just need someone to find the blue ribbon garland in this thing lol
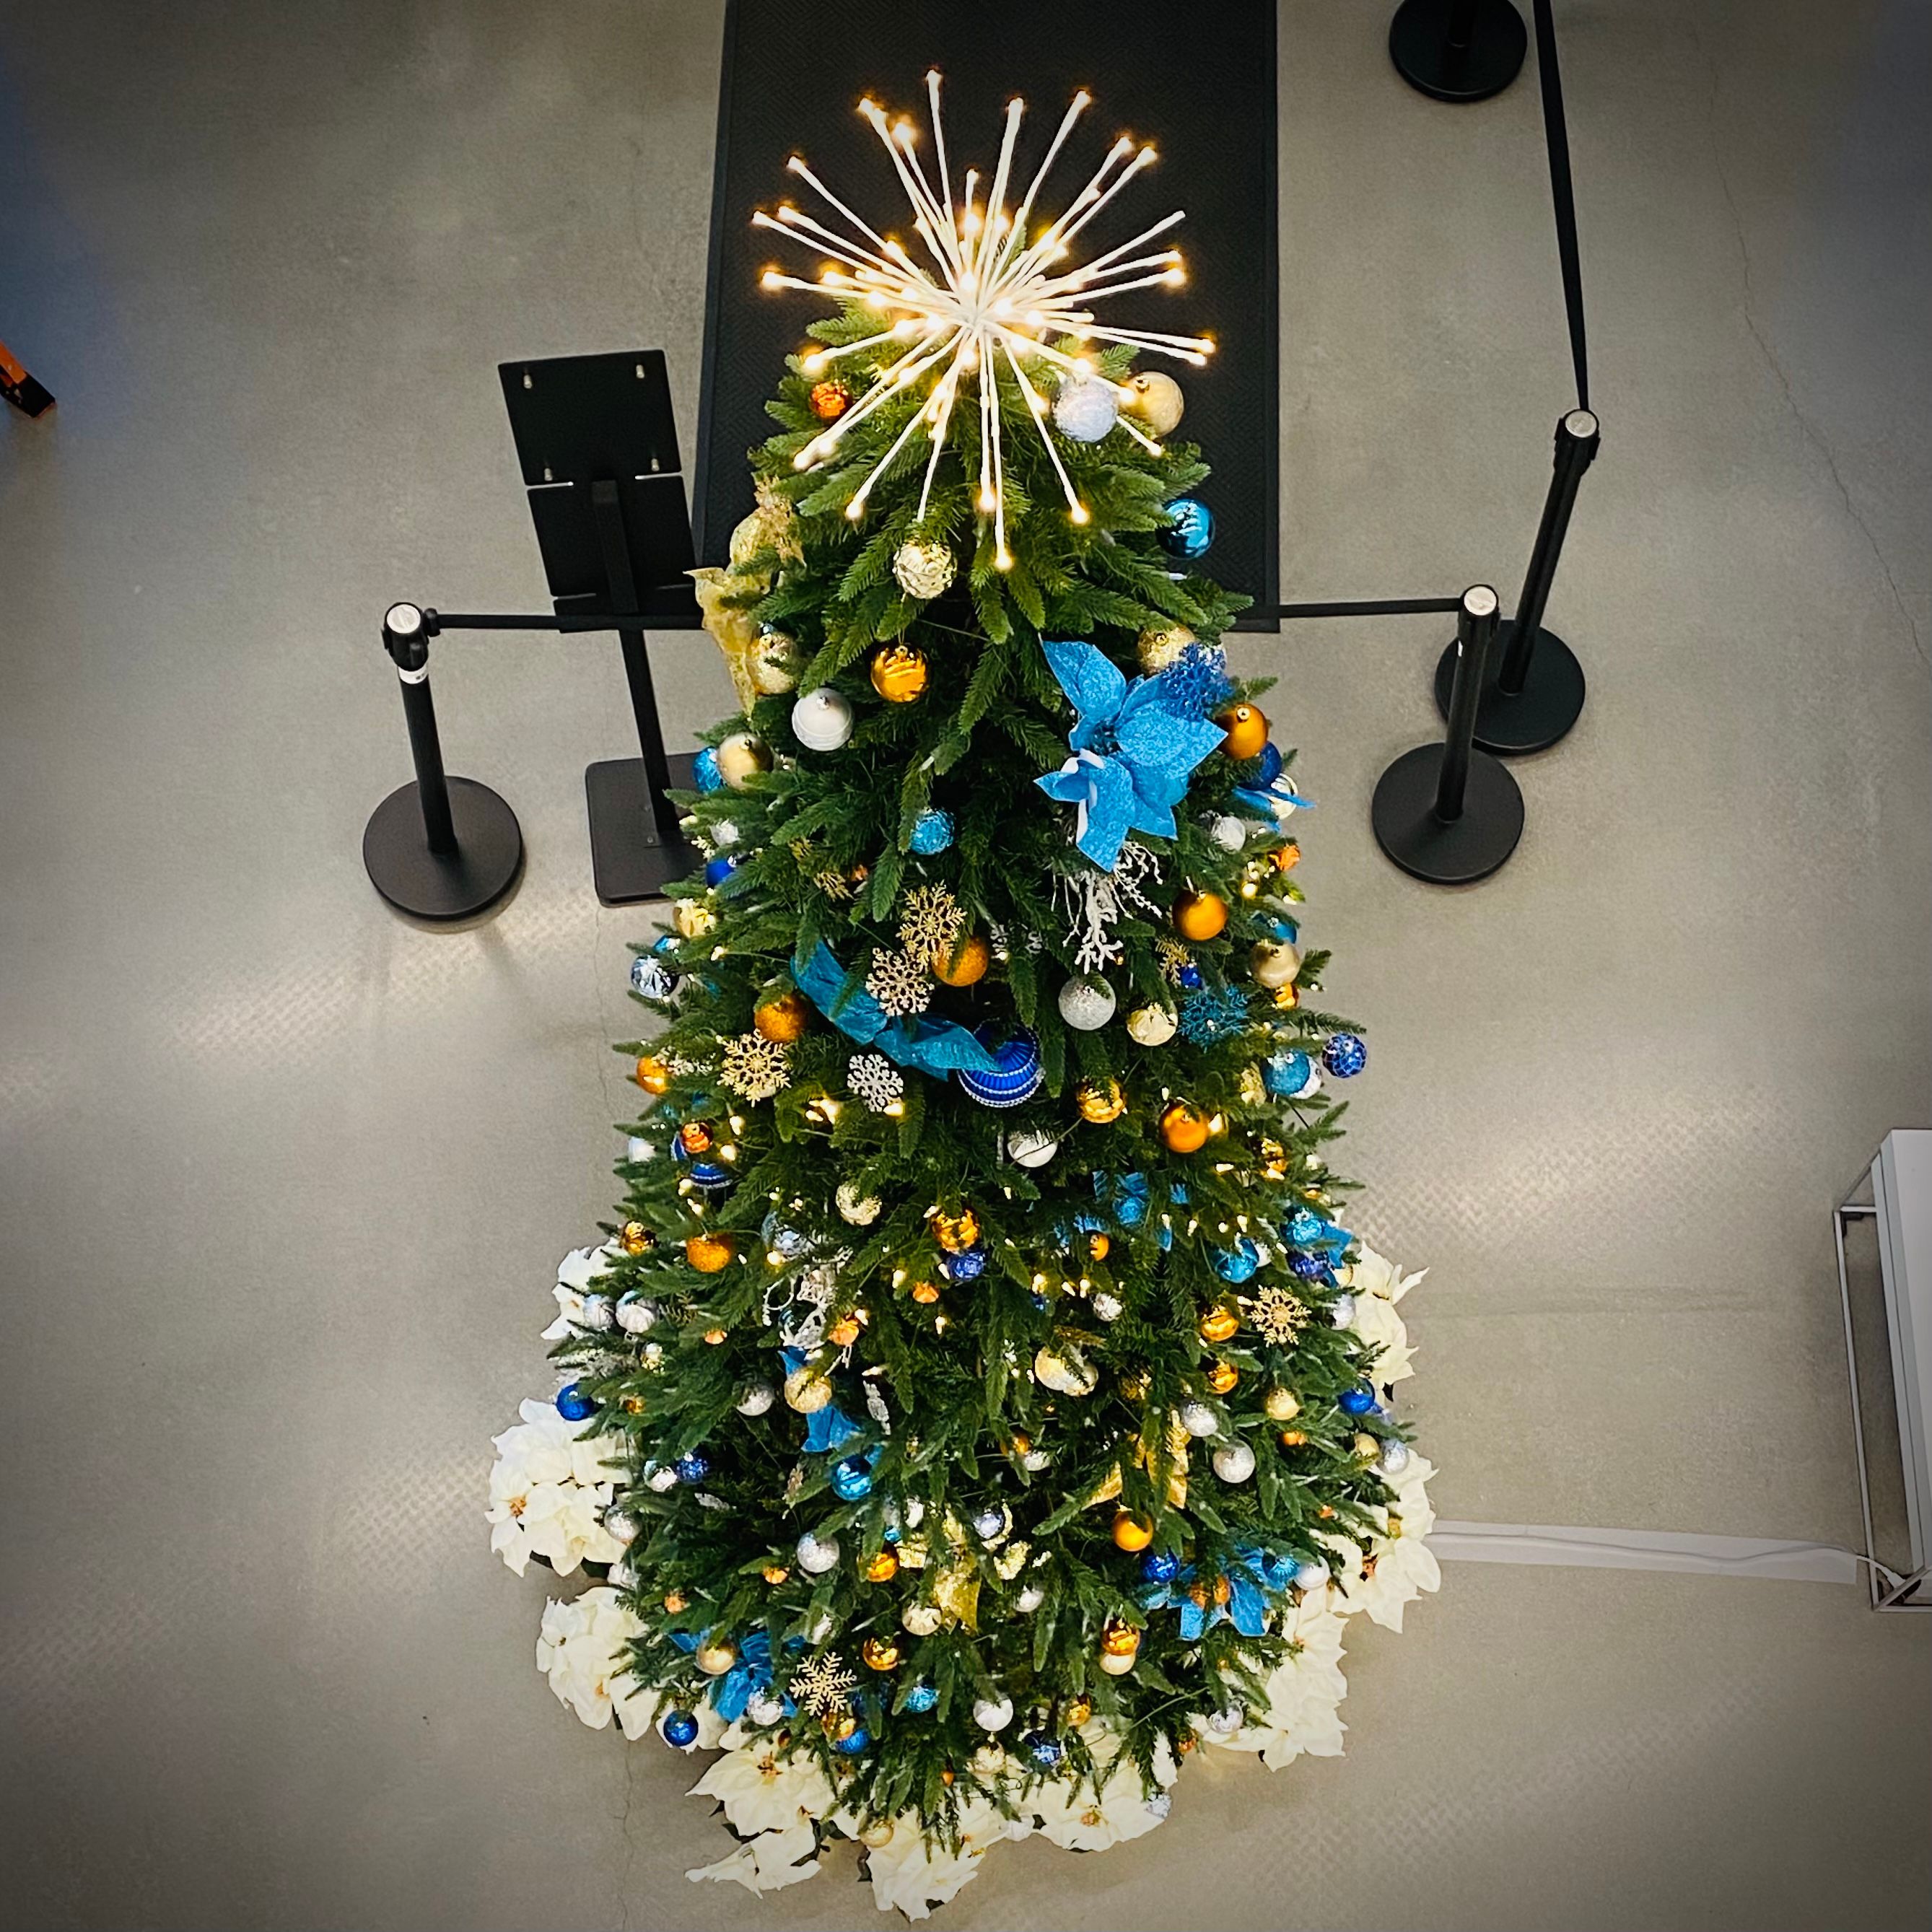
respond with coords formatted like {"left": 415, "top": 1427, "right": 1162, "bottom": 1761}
{"left": 670, "top": 1628, "right": 799, "bottom": 1722}
{"left": 791, "top": 943, "right": 998, "bottom": 1078}
{"left": 779, "top": 1345, "right": 864, "bottom": 1454}
{"left": 1138, "top": 1545, "right": 1299, "bottom": 1640}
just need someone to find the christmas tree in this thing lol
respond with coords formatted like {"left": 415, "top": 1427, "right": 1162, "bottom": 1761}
{"left": 488, "top": 77, "right": 1436, "bottom": 1915}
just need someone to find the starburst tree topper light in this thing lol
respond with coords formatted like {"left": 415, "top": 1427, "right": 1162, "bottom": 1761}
{"left": 753, "top": 72, "right": 1215, "bottom": 569}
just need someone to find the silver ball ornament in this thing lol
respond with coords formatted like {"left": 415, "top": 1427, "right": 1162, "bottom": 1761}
{"left": 1090, "top": 1291, "right": 1124, "bottom": 1323}
{"left": 1251, "top": 941, "right": 1303, "bottom": 990}
{"left": 734, "top": 1381, "right": 776, "bottom": 1417}
{"left": 603, "top": 1508, "right": 639, "bottom": 1543}
{"left": 796, "top": 1531, "right": 841, "bottom": 1575}
{"left": 645, "top": 1462, "right": 679, "bottom": 1492}
{"left": 972, "top": 1695, "right": 1015, "bottom": 1733}
{"left": 1007, "top": 1128, "right": 1058, "bottom": 1169}
{"left": 1210, "top": 814, "right": 1248, "bottom": 852}
{"left": 745, "top": 1689, "right": 786, "bottom": 1726}
{"left": 1204, "top": 1707, "right": 1243, "bottom": 1736}
{"left": 1212, "top": 1440, "right": 1257, "bottom": 1483}
{"left": 1329, "top": 1293, "right": 1358, "bottom": 1326}
{"left": 1180, "top": 1401, "right": 1219, "bottom": 1438}
{"left": 1377, "top": 1440, "right": 1412, "bottom": 1477}
{"left": 1057, "top": 974, "right": 1116, "bottom": 1032}
{"left": 1053, "top": 375, "right": 1117, "bottom": 443}
{"left": 791, "top": 687, "right": 854, "bottom": 753}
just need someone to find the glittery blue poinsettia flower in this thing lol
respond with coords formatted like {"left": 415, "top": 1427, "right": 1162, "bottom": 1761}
{"left": 1034, "top": 639, "right": 1229, "bottom": 870}
{"left": 1180, "top": 984, "right": 1252, "bottom": 1045}
{"left": 1137, "top": 1545, "right": 1298, "bottom": 1640}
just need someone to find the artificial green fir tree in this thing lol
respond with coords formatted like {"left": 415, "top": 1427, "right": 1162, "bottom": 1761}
{"left": 490, "top": 79, "right": 1435, "bottom": 1913}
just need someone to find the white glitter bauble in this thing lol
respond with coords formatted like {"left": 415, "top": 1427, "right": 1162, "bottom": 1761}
{"left": 971, "top": 1744, "right": 1007, "bottom": 1777}
{"left": 735, "top": 1381, "right": 777, "bottom": 1416}
{"left": 836, "top": 1181, "right": 883, "bottom": 1225}
{"left": 1090, "top": 1292, "right": 1124, "bottom": 1323}
{"left": 645, "top": 1463, "right": 679, "bottom": 1492}
{"left": 608, "top": 1560, "right": 639, "bottom": 1589}
{"left": 1212, "top": 1441, "right": 1256, "bottom": 1483}
{"left": 1377, "top": 1440, "right": 1411, "bottom": 1477}
{"left": 1126, "top": 370, "right": 1186, "bottom": 436}
{"left": 745, "top": 1690, "right": 786, "bottom": 1726}
{"left": 1204, "top": 1707, "right": 1243, "bottom": 1736}
{"left": 1293, "top": 1558, "right": 1330, "bottom": 1591}
{"left": 602, "top": 1508, "right": 639, "bottom": 1543}
{"left": 626, "top": 1135, "right": 652, "bottom": 1163}
{"left": 712, "top": 818, "right": 740, "bottom": 848}
{"left": 1180, "top": 1401, "right": 1219, "bottom": 1438}
{"left": 1053, "top": 375, "right": 1118, "bottom": 442}
{"left": 1015, "top": 1585, "right": 1046, "bottom": 1613}
{"left": 892, "top": 537, "right": 956, "bottom": 600}
{"left": 1125, "top": 1004, "right": 1177, "bottom": 1046}
{"left": 580, "top": 1293, "right": 616, "bottom": 1331}
{"left": 1022, "top": 1446, "right": 1051, "bottom": 1471}
{"left": 1057, "top": 974, "right": 1116, "bottom": 1031}
{"left": 901, "top": 1603, "right": 943, "bottom": 1637}
{"left": 1007, "top": 1128, "right": 1059, "bottom": 1169}
{"left": 796, "top": 1531, "right": 841, "bottom": 1575}
{"left": 972, "top": 1695, "right": 1015, "bottom": 1733}
{"left": 791, "top": 686, "right": 854, "bottom": 752}
{"left": 1329, "top": 1293, "right": 1357, "bottom": 1326}
{"left": 1210, "top": 814, "right": 1247, "bottom": 852}
{"left": 616, "top": 1293, "right": 658, "bottom": 1334}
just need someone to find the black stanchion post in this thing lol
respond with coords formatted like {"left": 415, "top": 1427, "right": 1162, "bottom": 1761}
{"left": 1389, "top": 0, "right": 1526, "bottom": 102}
{"left": 1434, "top": 407, "right": 1599, "bottom": 753}
{"left": 1373, "top": 585, "right": 1525, "bottom": 884}
{"left": 362, "top": 601, "right": 524, "bottom": 921}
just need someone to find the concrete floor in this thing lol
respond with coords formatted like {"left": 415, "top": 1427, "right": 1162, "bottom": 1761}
{"left": 2, "top": 1, "right": 1928, "bottom": 1927}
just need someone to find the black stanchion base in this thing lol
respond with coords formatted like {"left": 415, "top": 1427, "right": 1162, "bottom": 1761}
{"left": 586, "top": 753, "right": 700, "bottom": 906}
{"left": 364, "top": 777, "right": 523, "bottom": 920}
{"left": 1371, "top": 743, "right": 1524, "bottom": 884}
{"left": 1432, "top": 623, "right": 1586, "bottom": 753}
{"left": 1389, "top": 0, "right": 1527, "bottom": 102}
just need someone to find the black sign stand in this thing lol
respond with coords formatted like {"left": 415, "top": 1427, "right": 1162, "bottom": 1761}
{"left": 1389, "top": 0, "right": 1526, "bottom": 102}
{"left": 499, "top": 351, "right": 702, "bottom": 904}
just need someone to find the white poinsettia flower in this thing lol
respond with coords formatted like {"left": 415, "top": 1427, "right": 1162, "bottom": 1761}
{"left": 1032, "top": 1765, "right": 1171, "bottom": 1851}
{"left": 1343, "top": 1246, "right": 1426, "bottom": 1306}
{"left": 691, "top": 1741, "right": 839, "bottom": 1836}
{"left": 486, "top": 1399, "right": 626, "bottom": 1576}
{"left": 864, "top": 1798, "right": 1030, "bottom": 1920}
{"left": 1192, "top": 1599, "right": 1349, "bottom": 1767}
{"left": 1347, "top": 1290, "right": 1414, "bottom": 1386}
{"left": 1078, "top": 1718, "right": 1178, "bottom": 1789}
{"left": 535, "top": 1588, "right": 655, "bottom": 1737}
{"left": 541, "top": 1241, "right": 621, "bottom": 1339}
{"left": 687, "top": 1815, "right": 821, "bottom": 1894}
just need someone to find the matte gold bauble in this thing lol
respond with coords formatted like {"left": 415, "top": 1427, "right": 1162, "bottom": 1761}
{"left": 1136, "top": 621, "right": 1197, "bottom": 674}
{"left": 864, "top": 1551, "right": 899, "bottom": 1584}
{"left": 1126, "top": 1002, "right": 1178, "bottom": 1046}
{"left": 1205, "top": 1360, "right": 1239, "bottom": 1394}
{"left": 1098, "top": 1648, "right": 1136, "bottom": 1676}
{"left": 663, "top": 1589, "right": 689, "bottom": 1613}
{"left": 1251, "top": 942, "right": 1302, "bottom": 990}
{"left": 694, "top": 1638, "right": 738, "bottom": 1677}
{"left": 1087, "top": 1231, "right": 1111, "bottom": 1262}
{"left": 933, "top": 1207, "right": 980, "bottom": 1254}
{"left": 1118, "top": 1370, "right": 1150, "bottom": 1402}
{"left": 808, "top": 377, "right": 851, "bottom": 420}
{"left": 1078, "top": 1078, "right": 1127, "bottom": 1124}
{"left": 892, "top": 537, "right": 956, "bottom": 601}
{"left": 1125, "top": 370, "right": 1186, "bottom": 436}
{"left": 1238, "top": 1062, "right": 1266, "bottom": 1106}
{"left": 715, "top": 732, "right": 772, "bottom": 790}
{"left": 1264, "top": 1387, "right": 1301, "bottom": 1422}
{"left": 1110, "top": 1510, "right": 1155, "bottom": 1552}
{"left": 686, "top": 1233, "right": 735, "bottom": 1272}
{"left": 782, "top": 1363, "right": 833, "bottom": 1412}
{"left": 634, "top": 1054, "right": 671, "bottom": 1095}
{"left": 1100, "top": 1617, "right": 1142, "bottom": 1656}
{"left": 869, "top": 644, "right": 930, "bottom": 703}
{"left": 753, "top": 992, "right": 810, "bottom": 1043}
{"left": 620, "top": 1220, "right": 653, "bottom": 1256}
{"left": 1173, "top": 890, "right": 1228, "bottom": 942}
{"left": 861, "top": 1635, "right": 901, "bottom": 1670}
{"left": 1215, "top": 703, "right": 1269, "bottom": 761}
{"left": 932, "top": 935, "right": 989, "bottom": 987}
{"left": 858, "top": 1819, "right": 896, "bottom": 1848}
{"left": 1353, "top": 1432, "right": 1381, "bottom": 1461}
{"left": 910, "top": 1280, "right": 941, "bottom": 1306}
{"left": 1198, "top": 1305, "right": 1240, "bottom": 1345}
{"left": 1159, "top": 1100, "right": 1210, "bottom": 1154}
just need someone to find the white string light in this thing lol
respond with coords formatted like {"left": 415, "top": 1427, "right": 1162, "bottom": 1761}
{"left": 753, "top": 73, "right": 1213, "bottom": 569}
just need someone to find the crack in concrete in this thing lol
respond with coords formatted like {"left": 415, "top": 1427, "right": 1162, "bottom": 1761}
{"left": 616, "top": 1740, "right": 640, "bottom": 1932}
{"left": 1696, "top": 30, "right": 1930, "bottom": 678}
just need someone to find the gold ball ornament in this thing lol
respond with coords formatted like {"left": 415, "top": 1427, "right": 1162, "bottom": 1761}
{"left": 864, "top": 1552, "right": 900, "bottom": 1585}
{"left": 751, "top": 630, "right": 800, "bottom": 695}
{"left": 1088, "top": 1231, "right": 1111, "bottom": 1262}
{"left": 1119, "top": 1369, "right": 1150, "bottom": 1401}
{"left": 892, "top": 538, "right": 957, "bottom": 601}
{"left": 1251, "top": 942, "right": 1302, "bottom": 990}
{"left": 910, "top": 1280, "right": 941, "bottom": 1306}
{"left": 1136, "top": 621, "right": 1197, "bottom": 674}
{"left": 753, "top": 992, "right": 810, "bottom": 1043}
{"left": 1077, "top": 1078, "right": 1127, "bottom": 1124}
{"left": 761, "top": 1564, "right": 790, "bottom": 1585}
{"left": 1264, "top": 1387, "right": 1301, "bottom": 1422}
{"left": 1205, "top": 1360, "right": 1239, "bottom": 1394}
{"left": 1173, "top": 889, "right": 1228, "bottom": 942}
{"left": 1098, "top": 1648, "right": 1137, "bottom": 1677}
{"left": 620, "top": 1220, "right": 653, "bottom": 1256}
{"left": 1126, "top": 370, "right": 1186, "bottom": 436}
{"left": 703, "top": 1327, "right": 727, "bottom": 1345}
{"left": 686, "top": 1233, "right": 735, "bottom": 1273}
{"left": 714, "top": 731, "right": 772, "bottom": 790}
{"left": 932, "top": 934, "right": 989, "bottom": 987}
{"left": 933, "top": 1208, "right": 980, "bottom": 1254}
{"left": 727, "top": 510, "right": 766, "bottom": 568}
{"left": 858, "top": 1819, "right": 896, "bottom": 1849}
{"left": 861, "top": 1635, "right": 901, "bottom": 1670}
{"left": 663, "top": 1588, "right": 689, "bottom": 1613}
{"left": 782, "top": 1364, "right": 834, "bottom": 1413}
{"left": 1159, "top": 1100, "right": 1211, "bottom": 1154}
{"left": 673, "top": 899, "right": 717, "bottom": 940}
{"left": 808, "top": 378, "right": 851, "bottom": 421}
{"left": 1215, "top": 703, "right": 1269, "bottom": 762}
{"left": 869, "top": 644, "right": 930, "bottom": 703}
{"left": 694, "top": 1638, "right": 738, "bottom": 1677}
{"left": 1100, "top": 1617, "right": 1142, "bottom": 1656}
{"left": 1064, "top": 1694, "right": 1093, "bottom": 1726}
{"left": 1353, "top": 1432, "right": 1381, "bottom": 1461}
{"left": 634, "top": 1054, "right": 671, "bottom": 1095}
{"left": 1198, "top": 1305, "right": 1241, "bottom": 1345}
{"left": 1111, "top": 1510, "right": 1155, "bottom": 1552}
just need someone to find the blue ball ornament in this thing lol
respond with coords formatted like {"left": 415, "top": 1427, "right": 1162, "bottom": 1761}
{"left": 703, "top": 856, "right": 737, "bottom": 888}
{"left": 1140, "top": 1549, "right": 1181, "bottom": 1584}
{"left": 1177, "top": 962, "right": 1205, "bottom": 991}
{"left": 686, "top": 1160, "right": 731, "bottom": 1191}
{"left": 692, "top": 747, "right": 724, "bottom": 794}
{"left": 1212, "top": 1236, "right": 1261, "bottom": 1284}
{"left": 1288, "top": 1251, "right": 1328, "bottom": 1281}
{"left": 1158, "top": 497, "right": 1215, "bottom": 560}
{"left": 943, "top": 1245, "right": 988, "bottom": 1282}
{"left": 1020, "top": 1729, "right": 1066, "bottom": 1771}
{"left": 1286, "top": 1207, "right": 1327, "bottom": 1246}
{"left": 630, "top": 953, "right": 680, "bottom": 999}
{"left": 1338, "top": 1384, "right": 1378, "bottom": 1417}
{"left": 1254, "top": 741, "right": 1284, "bottom": 784}
{"left": 676, "top": 1451, "right": 711, "bottom": 1483}
{"left": 555, "top": 1382, "right": 597, "bottom": 1422}
{"left": 904, "top": 1680, "right": 939, "bottom": 1713}
{"left": 830, "top": 1456, "right": 874, "bottom": 1503}
{"left": 909, "top": 807, "right": 956, "bottom": 855}
{"left": 652, "top": 933, "right": 679, "bottom": 957}
{"left": 1263, "top": 1051, "right": 1313, "bottom": 1099}
{"left": 661, "top": 1710, "right": 700, "bottom": 1748}
{"left": 958, "top": 1027, "right": 1044, "bottom": 1109}
{"left": 1322, "top": 1033, "right": 1367, "bottom": 1079}
{"left": 832, "top": 1725, "right": 871, "bottom": 1757}
{"left": 1259, "top": 913, "right": 1299, "bottom": 945}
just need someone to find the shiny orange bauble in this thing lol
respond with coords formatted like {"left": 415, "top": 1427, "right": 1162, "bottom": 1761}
{"left": 678, "top": 1120, "right": 716, "bottom": 1156}
{"left": 1110, "top": 1510, "right": 1155, "bottom": 1552}
{"left": 932, "top": 934, "right": 989, "bottom": 986}
{"left": 1159, "top": 1100, "right": 1211, "bottom": 1154}
{"left": 634, "top": 1054, "right": 671, "bottom": 1094}
{"left": 1205, "top": 1360, "right": 1239, "bottom": 1394}
{"left": 1215, "top": 702, "right": 1269, "bottom": 761}
{"left": 808, "top": 378, "right": 851, "bottom": 421}
{"left": 864, "top": 1551, "right": 899, "bottom": 1584}
{"left": 1198, "top": 1305, "right": 1241, "bottom": 1345}
{"left": 1173, "top": 890, "right": 1228, "bottom": 942}
{"left": 828, "top": 1316, "right": 861, "bottom": 1347}
{"left": 861, "top": 1634, "right": 901, "bottom": 1669}
{"left": 686, "top": 1233, "right": 735, "bottom": 1272}
{"left": 1088, "top": 1232, "right": 1111, "bottom": 1262}
{"left": 619, "top": 1220, "right": 654, "bottom": 1256}
{"left": 762, "top": 1564, "right": 790, "bottom": 1584}
{"left": 1279, "top": 1428, "right": 1308, "bottom": 1448}
{"left": 870, "top": 644, "right": 930, "bottom": 703}
{"left": 1100, "top": 1617, "right": 1142, "bottom": 1656}
{"left": 753, "top": 992, "right": 810, "bottom": 1044}
{"left": 934, "top": 1208, "right": 980, "bottom": 1253}
{"left": 910, "top": 1280, "right": 941, "bottom": 1305}
{"left": 703, "top": 1327, "right": 727, "bottom": 1345}
{"left": 1270, "top": 839, "right": 1301, "bottom": 874}
{"left": 1078, "top": 1078, "right": 1127, "bottom": 1124}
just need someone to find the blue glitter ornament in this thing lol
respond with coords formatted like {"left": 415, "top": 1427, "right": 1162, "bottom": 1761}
{"left": 1181, "top": 984, "right": 1251, "bottom": 1045}
{"left": 942, "top": 1245, "right": 987, "bottom": 1282}
{"left": 1158, "top": 497, "right": 1215, "bottom": 560}
{"left": 1338, "top": 1384, "right": 1378, "bottom": 1417}
{"left": 1286, "top": 1207, "right": 1326, "bottom": 1246}
{"left": 1264, "top": 1051, "right": 1313, "bottom": 1098}
{"left": 703, "top": 856, "right": 737, "bottom": 888}
{"left": 1322, "top": 1033, "right": 1367, "bottom": 1078}
{"left": 832, "top": 1725, "right": 871, "bottom": 1756}
{"left": 1176, "top": 962, "right": 1205, "bottom": 992}
{"left": 904, "top": 1680, "right": 939, "bottom": 1713}
{"left": 1259, "top": 913, "right": 1300, "bottom": 945}
{"left": 1254, "top": 741, "right": 1284, "bottom": 785}
{"left": 652, "top": 933, "right": 679, "bottom": 957}
{"left": 1020, "top": 1729, "right": 1066, "bottom": 1771}
{"left": 661, "top": 1710, "right": 700, "bottom": 1748}
{"left": 909, "top": 807, "right": 955, "bottom": 855}
{"left": 1212, "top": 1236, "right": 1262, "bottom": 1284}
{"left": 1140, "top": 1549, "right": 1181, "bottom": 1584}
{"left": 830, "top": 1456, "right": 874, "bottom": 1502}
{"left": 555, "top": 1382, "right": 596, "bottom": 1422}
{"left": 958, "top": 1027, "right": 1044, "bottom": 1109}
{"left": 1288, "top": 1251, "right": 1328, "bottom": 1280}
{"left": 692, "top": 747, "right": 724, "bottom": 794}
{"left": 630, "top": 953, "right": 680, "bottom": 1000}
{"left": 1157, "top": 641, "right": 1235, "bottom": 715}
{"left": 676, "top": 1451, "right": 711, "bottom": 1483}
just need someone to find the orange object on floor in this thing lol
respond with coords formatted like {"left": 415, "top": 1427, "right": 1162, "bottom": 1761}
{"left": 0, "top": 339, "right": 56, "bottom": 417}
